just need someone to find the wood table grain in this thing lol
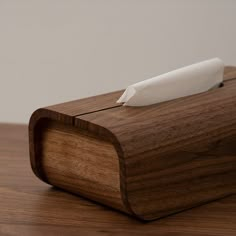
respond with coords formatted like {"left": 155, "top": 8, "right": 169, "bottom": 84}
{"left": 0, "top": 123, "right": 236, "bottom": 236}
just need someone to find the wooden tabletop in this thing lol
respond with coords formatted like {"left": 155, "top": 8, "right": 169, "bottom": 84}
{"left": 0, "top": 123, "right": 236, "bottom": 236}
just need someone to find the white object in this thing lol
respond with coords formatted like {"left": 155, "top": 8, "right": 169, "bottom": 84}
{"left": 117, "top": 58, "right": 224, "bottom": 106}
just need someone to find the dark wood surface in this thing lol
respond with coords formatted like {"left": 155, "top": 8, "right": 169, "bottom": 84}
{"left": 28, "top": 90, "right": 123, "bottom": 183}
{"left": 40, "top": 120, "right": 125, "bottom": 212}
{"left": 0, "top": 123, "right": 236, "bottom": 235}
{"left": 29, "top": 67, "right": 236, "bottom": 220}
{"left": 76, "top": 77, "right": 236, "bottom": 220}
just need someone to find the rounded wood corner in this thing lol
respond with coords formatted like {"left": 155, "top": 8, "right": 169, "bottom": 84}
{"left": 29, "top": 108, "right": 49, "bottom": 182}
{"left": 74, "top": 117, "right": 141, "bottom": 218}
{"left": 29, "top": 109, "right": 139, "bottom": 218}
{"left": 28, "top": 108, "right": 73, "bottom": 183}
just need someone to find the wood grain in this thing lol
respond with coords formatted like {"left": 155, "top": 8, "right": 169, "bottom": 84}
{"left": 224, "top": 66, "right": 236, "bottom": 80}
{"left": 75, "top": 76, "right": 236, "bottom": 220}
{"left": 29, "top": 66, "right": 236, "bottom": 220}
{"left": 1, "top": 123, "right": 236, "bottom": 235}
{"left": 40, "top": 120, "right": 125, "bottom": 211}
{"left": 29, "top": 90, "right": 123, "bottom": 182}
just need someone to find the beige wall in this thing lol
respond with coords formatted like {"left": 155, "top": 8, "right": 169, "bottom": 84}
{"left": 1, "top": 0, "right": 236, "bottom": 123}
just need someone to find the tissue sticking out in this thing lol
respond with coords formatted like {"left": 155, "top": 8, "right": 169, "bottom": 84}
{"left": 117, "top": 58, "right": 224, "bottom": 106}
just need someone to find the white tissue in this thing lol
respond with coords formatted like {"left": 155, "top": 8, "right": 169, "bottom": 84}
{"left": 117, "top": 58, "right": 224, "bottom": 106}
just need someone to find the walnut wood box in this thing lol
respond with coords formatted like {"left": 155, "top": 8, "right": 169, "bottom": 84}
{"left": 29, "top": 67, "right": 236, "bottom": 221}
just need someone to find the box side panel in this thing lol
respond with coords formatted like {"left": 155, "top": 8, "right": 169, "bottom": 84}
{"left": 38, "top": 120, "right": 127, "bottom": 212}
{"left": 77, "top": 78, "right": 236, "bottom": 220}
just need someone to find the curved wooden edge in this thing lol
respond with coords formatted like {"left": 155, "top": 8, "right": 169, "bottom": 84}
{"left": 29, "top": 108, "right": 139, "bottom": 219}
{"left": 74, "top": 117, "right": 142, "bottom": 220}
{"left": 29, "top": 108, "right": 74, "bottom": 183}
{"left": 28, "top": 90, "right": 124, "bottom": 184}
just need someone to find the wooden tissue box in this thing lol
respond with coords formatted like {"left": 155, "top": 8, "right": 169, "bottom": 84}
{"left": 29, "top": 67, "right": 236, "bottom": 220}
